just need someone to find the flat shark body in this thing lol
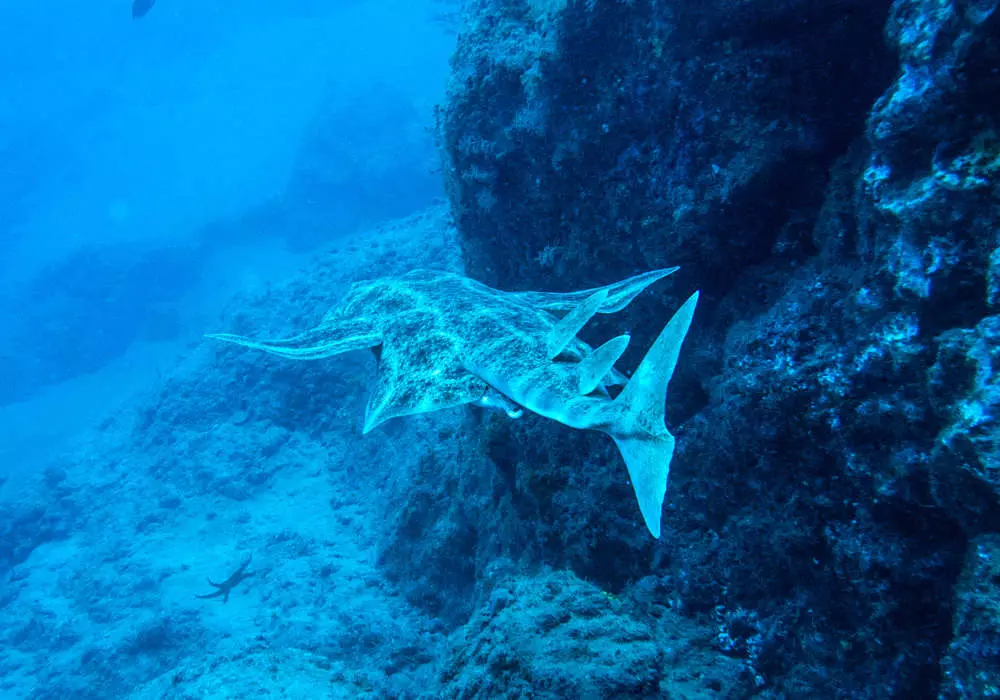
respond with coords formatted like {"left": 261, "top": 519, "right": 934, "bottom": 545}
{"left": 207, "top": 268, "right": 698, "bottom": 538}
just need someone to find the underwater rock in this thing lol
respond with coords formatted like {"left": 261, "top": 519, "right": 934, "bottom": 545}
{"left": 436, "top": 0, "right": 999, "bottom": 695}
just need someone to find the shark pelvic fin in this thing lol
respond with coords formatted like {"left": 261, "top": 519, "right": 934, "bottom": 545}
{"left": 546, "top": 288, "right": 609, "bottom": 359}
{"left": 578, "top": 334, "right": 630, "bottom": 395}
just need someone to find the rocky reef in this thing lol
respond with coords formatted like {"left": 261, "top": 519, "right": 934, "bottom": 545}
{"left": 434, "top": 0, "right": 1000, "bottom": 695}
{"left": 0, "top": 209, "right": 745, "bottom": 697}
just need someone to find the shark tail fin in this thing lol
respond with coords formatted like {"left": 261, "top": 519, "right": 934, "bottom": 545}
{"left": 206, "top": 321, "right": 380, "bottom": 360}
{"left": 609, "top": 432, "right": 676, "bottom": 538}
{"left": 605, "top": 292, "right": 699, "bottom": 538}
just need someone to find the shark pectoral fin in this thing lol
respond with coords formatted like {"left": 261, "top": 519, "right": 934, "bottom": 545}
{"left": 362, "top": 383, "right": 483, "bottom": 434}
{"left": 608, "top": 291, "right": 699, "bottom": 538}
{"left": 578, "top": 334, "right": 630, "bottom": 395}
{"left": 610, "top": 431, "right": 675, "bottom": 538}
{"left": 546, "top": 288, "right": 609, "bottom": 359}
{"left": 362, "top": 397, "right": 395, "bottom": 434}
{"left": 362, "top": 344, "right": 486, "bottom": 434}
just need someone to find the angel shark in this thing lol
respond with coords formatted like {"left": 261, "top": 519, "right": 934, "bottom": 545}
{"left": 207, "top": 268, "right": 698, "bottom": 538}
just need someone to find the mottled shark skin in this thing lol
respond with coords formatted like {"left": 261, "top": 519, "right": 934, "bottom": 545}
{"left": 207, "top": 268, "right": 698, "bottom": 538}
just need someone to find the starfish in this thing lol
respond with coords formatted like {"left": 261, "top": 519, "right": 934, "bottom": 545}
{"left": 207, "top": 268, "right": 698, "bottom": 538}
{"left": 195, "top": 555, "right": 254, "bottom": 603}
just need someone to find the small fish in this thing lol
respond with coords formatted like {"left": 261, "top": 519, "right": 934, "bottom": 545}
{"left": 132, "top": 0, "right": 156, "bottom": 18}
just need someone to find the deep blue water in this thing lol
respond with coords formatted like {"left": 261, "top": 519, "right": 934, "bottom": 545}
{"left": 0, "top": 0, "right": 450, "bottom": 421}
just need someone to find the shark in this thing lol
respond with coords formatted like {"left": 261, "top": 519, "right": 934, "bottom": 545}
{"left": 207, "top": 268, "right": 698, "bottom": 538}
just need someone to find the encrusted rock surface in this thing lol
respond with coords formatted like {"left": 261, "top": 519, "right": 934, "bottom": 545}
{"left": 434, "top": 0, "right": 1000, "bottom": 694}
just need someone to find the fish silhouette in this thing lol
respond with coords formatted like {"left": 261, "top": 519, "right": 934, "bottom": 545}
{"left": 132, "top": 0, "right": 156, "bottom": 18}
{"left": 208, "top": 268, "right": 699, "bottom": 539}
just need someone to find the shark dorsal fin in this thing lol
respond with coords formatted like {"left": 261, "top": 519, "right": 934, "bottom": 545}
{"left": 578, "top": 334, "right": 630, "bottom": 395}
{"left": 546, "top": 288, "right": 609, "bottom": 359}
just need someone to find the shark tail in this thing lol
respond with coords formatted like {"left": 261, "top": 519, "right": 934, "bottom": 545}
{"left": 206, "top": 321, "right": 380, "bottom": 360}
{"left": 605, "top": 292, "right": 699, "bottom": 538}
{"left": 609, "top": 432, "right": 676, "bottom": 538}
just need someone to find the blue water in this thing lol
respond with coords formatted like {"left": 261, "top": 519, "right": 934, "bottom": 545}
{"left": 0, "top": 5, "right": 454, "bottom": 691}
{"left": 0, "top": 0, "right": 451, "bottom": 466}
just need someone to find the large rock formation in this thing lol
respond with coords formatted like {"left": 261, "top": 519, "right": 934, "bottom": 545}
{"left": 434, "top": 0, "right": 999, "bottom": 694}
